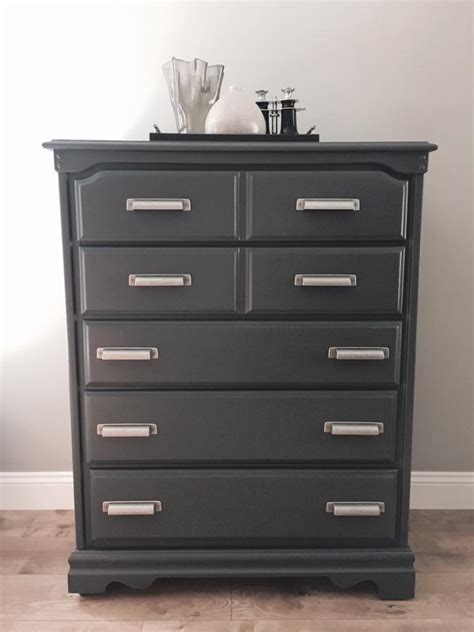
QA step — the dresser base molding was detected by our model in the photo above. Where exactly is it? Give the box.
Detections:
[69,547,415,600]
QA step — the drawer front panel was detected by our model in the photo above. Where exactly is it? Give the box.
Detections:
[247,171,407,240]
[79,247,239,316]
[89,469,398,547]
[75,170,239,242]
[247,247,405,314]
[83,391,397,464]
[83,321,402,387]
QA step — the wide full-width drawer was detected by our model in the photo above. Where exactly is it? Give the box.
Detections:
[89,469,398,547]
[83,391,397,464]
[83,321,402,387]
[79,247,239,316]
[74,170,239,242]
[247,170,407,241]
[247,247,405,314]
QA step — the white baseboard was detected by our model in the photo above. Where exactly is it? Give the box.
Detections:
[409,471,474,509]
[0,472,74,510]
[0,471,473,510]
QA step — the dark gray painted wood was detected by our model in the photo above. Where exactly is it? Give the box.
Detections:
[82,321,402,388]
[75,170,239,242]
[398,174,425,544]
[82,391,397,464]
[44,140,438,152]
[79,247,239,317]
[247,171,407,241]
[68,547,415,599]
[44,139,437,599]
[247,247,405,314]
[89,468,398,547]
[57,174,85,549]
[44,140,437,176]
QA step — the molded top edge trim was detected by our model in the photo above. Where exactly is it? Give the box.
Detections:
[43,139,438,153]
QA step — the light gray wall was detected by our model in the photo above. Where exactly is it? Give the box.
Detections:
[1,1,472,472]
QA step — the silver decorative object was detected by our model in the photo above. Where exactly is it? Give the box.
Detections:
[162,57,224,134]
[255,87,306,135]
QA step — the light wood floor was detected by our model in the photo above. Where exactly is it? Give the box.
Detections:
[0,510,472,631]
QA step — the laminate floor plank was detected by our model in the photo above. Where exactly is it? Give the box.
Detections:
[1,623,144,632]
[0,511,38,537]
[141,621,474,631]
[410,532,474,554]
[2,620,472,632]
[231,572,473,620]
[0,551,30,575]
[410,510,474,535]
[403,572,473,618]
[19,550,70,575]
[1,621,143,632]
[411,533,474,572]
[0,575,232,621]
[0,535,74,553]
[142,624,254,632]
[231,577,409,620]
[415,552,474,573]
[22,510,75,537]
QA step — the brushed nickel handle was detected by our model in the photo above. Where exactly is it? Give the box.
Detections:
[296,198,360,211]
[326,502,385,517]
[328,347,389,360]
[102,501,162,516]
[97,423,158,438]
[324,422,384,436]
[128,274,192,287]
[126,198,191,211]
[96,347,159,361]
[294,274,357,287]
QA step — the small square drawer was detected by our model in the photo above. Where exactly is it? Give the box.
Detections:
[83,391,397,464]
[247,170,407,241]
[74,170,239,242]
[79,247,239,317]
[89,469,398,548]
[247,246,405,314]
[82,321,402,388]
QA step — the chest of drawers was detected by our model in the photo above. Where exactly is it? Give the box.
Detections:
[45,139,436,599]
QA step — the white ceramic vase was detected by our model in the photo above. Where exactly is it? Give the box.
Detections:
[205,86,265,134]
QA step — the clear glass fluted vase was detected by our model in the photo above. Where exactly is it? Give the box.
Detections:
[162,57,224,134]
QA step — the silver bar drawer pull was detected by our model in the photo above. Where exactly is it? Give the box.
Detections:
[96,347,159,361]
[296,198,360,212]
[294,274,357,287]
[97,423,158,438]
[326,502,385,517]
[328,347,389,361]
[126,198,191,212]
[324,422,384,436]
[102,501,162,516]
[129,274,192,287]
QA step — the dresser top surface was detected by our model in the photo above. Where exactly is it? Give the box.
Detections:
[43,140,437,174]
[43,139,437,153]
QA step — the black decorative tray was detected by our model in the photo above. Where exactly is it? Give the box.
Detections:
[149,133,320,142]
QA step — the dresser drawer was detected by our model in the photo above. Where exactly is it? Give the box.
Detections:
[83,391,397,464]
[89,469,398,547]
[74,170,239,242]
[79,247,239,317]
[83,321,402,387]
[247,171,407,241]
[247,247,404,315]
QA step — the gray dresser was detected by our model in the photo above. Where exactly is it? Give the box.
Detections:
[45,139,436,599]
